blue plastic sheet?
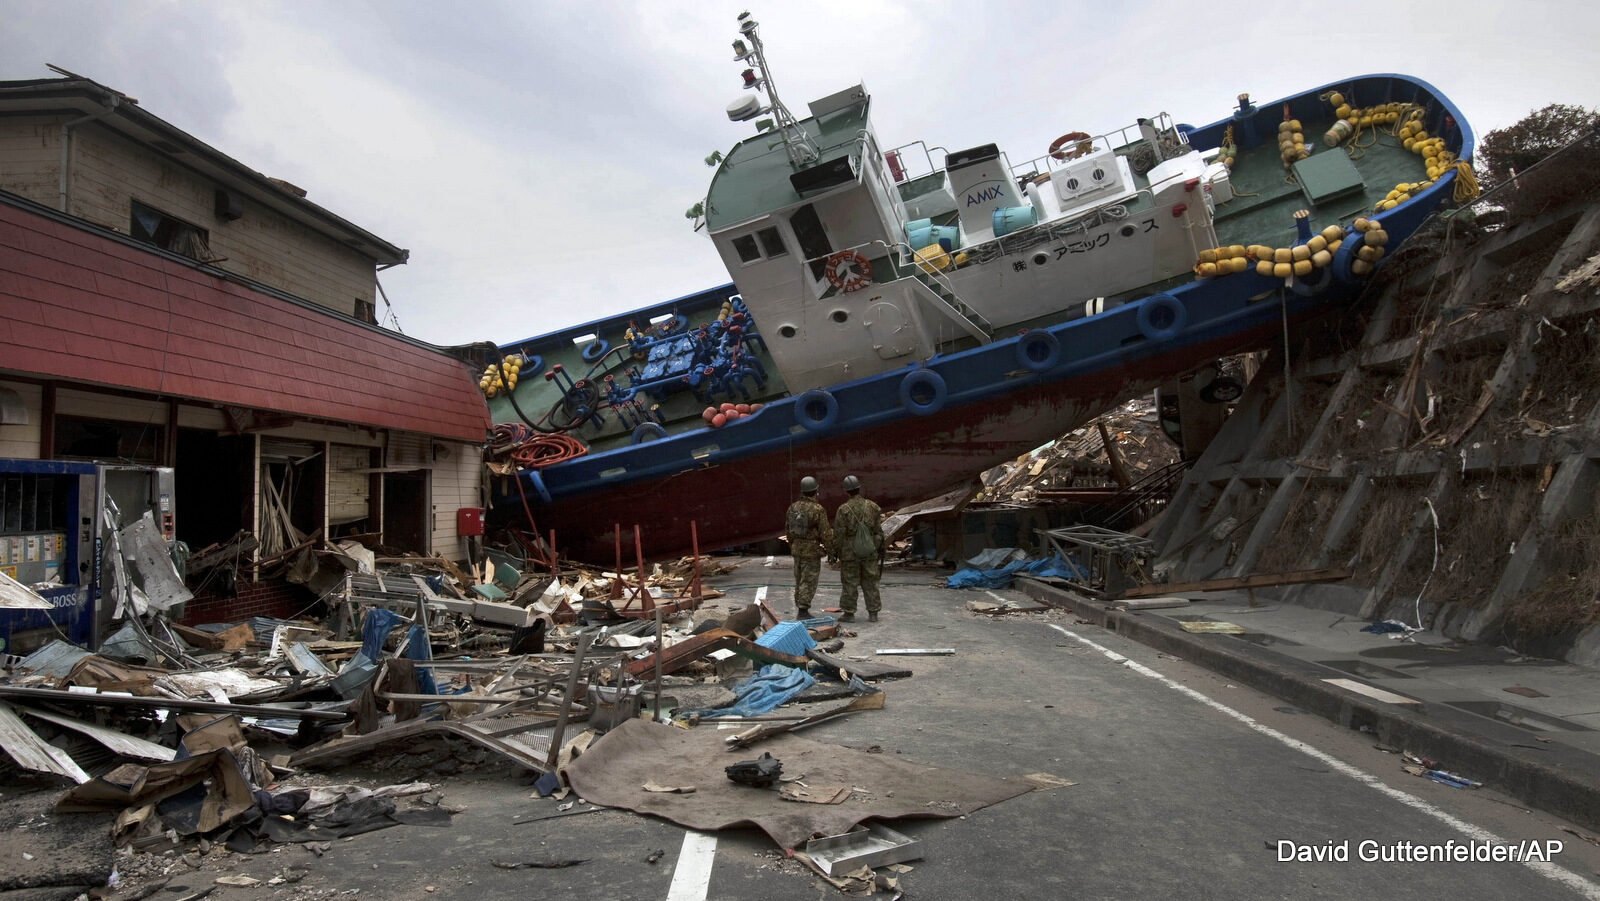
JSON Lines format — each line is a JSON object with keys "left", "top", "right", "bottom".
{"left": 358, "top": 610, "right": 437, "bottom": 694}
{"left": 359, "top": 609, "right": 402, "bottom": 660}
{"left": 681, "top": 664, "right": 815, "bottom": 720}
{"left": 945, "top": 555, "right": 1084, "bottom": 589}
{"left": 403, "top": 624, "right": 439, "bottom": 694}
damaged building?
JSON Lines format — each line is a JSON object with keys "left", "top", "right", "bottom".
{"left": 0, "top": 73, "right": 489, "bottom": 651}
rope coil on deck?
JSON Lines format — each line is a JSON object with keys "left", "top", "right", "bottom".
{"left": 490, "top": 423, "right": 588, "bottom": 469}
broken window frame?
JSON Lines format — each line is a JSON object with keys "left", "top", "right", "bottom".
{"left": 129, "top": 199, "right": 213, "bottom": 262}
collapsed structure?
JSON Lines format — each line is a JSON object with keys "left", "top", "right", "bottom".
{"left": 0, "top": 73, "right": 490, "bottom": 650}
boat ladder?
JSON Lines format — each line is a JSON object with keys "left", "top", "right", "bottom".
{"left": 915, "top": 275, "right": 993, "bottom": 344}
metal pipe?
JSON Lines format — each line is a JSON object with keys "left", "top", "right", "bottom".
{"left": 58, "top": 95, "right": 120, "bottom": 213}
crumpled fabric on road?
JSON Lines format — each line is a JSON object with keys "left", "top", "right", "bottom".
{"left": 945, "top": 554, "right": 1083, "bottom": 589}
{"left": 681, "top": 664, "right": 815, "bottom": 719}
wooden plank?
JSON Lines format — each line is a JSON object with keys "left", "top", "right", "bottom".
{"left": 0, "top": 701, "right": 90, "bottom": 783}
{"left": 622, "top": 628, "right": 809, "bottom": 677}
{"left": 1122, "top": 568, "right": 1352, "bottom": 599}
{"left": 13, "top": 706, "right": 176, "bottom": 762}
{"left": 805, "top": 649, "right": 912, "bottom": 681}
{"left": 0, "top": 685, "right": 348, "bottom": 720}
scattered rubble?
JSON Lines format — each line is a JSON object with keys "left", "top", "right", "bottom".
{"left": 1, "top": 538, "right": 1056, "bottom": 897}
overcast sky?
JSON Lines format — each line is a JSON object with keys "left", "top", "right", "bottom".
{"left": 6, "top": 1, "right": 1599, "bottom": 348}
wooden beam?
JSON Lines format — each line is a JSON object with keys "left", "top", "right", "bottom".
{"left": 1122, "top": 568, "right": 1352, "bottom": 598}
{"left": 0, "top": 685, "right": 348, "bottom": 720}
{"left": 623, "top": 628, "right": 808, "bottom": 678}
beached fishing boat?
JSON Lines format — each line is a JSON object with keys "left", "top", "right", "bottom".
{"left": 482, "top": 14, "right": 1475, "bottom": 562}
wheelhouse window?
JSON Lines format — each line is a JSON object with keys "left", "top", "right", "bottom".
{"left": 756, "top": 226, "right": 787, "bottom": 258}
{"left": 130, "top": 200, "right": 212, "bottom": 261}
{"left": 732, "top": 226, "right": 789, "bottom": 265}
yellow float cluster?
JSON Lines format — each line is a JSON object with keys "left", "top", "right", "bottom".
{"left": 1348, "top": 217, "right": 1389, "bottom": 276}
{"left": 1278, "top": 118, "right": 1308, "bottom": 168}
{"left": 1375, "top": 112, "right": 1461, "bottom": 211}
{"left": 1324, "top": 92, "right": 1411, "bottom": 133}
{"left": 1194, "top": 224, "right": 1348, "bottom": 280}
{"left": 479, "top": 355, "right": 523, "bottom": 398}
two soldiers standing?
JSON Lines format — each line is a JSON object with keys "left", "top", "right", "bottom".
{"left": 784, "top": 474, "right": 884, "bottom": 623}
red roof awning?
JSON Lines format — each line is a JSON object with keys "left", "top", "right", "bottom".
{"left": 0, "top": 201, "right": 489, "bottom": 442}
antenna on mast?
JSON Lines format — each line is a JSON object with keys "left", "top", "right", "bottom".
{"left": 726, "top": 12, "right": 820, "bottom": 170}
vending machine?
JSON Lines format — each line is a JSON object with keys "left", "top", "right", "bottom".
{"left": 0, "top": 459, "right": 98, "bottom": 652}
{"left": 0, "top": 460, "right": 176, "bottom": 654}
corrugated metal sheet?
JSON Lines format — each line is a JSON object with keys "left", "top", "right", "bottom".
{"left": 0, "top": 202, "right": 489, "bottom": 442}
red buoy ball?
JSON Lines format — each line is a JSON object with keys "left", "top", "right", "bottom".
{"left": 711, "top": 413, "right": 726, "bottom": 427}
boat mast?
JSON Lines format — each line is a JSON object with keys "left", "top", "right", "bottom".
{"left": 730, "top": 12, "right": 819, "bottom": 170}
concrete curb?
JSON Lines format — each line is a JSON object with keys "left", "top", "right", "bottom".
{"left": 1016, "top": 577, "right": 1600, "bottom": 833}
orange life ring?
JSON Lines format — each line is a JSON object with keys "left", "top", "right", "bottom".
{"left": 824, "top": 250, "right": 872, "bottom": 293}
{"left": 1049, "top": 131, "right": 1093, "bottom": 161}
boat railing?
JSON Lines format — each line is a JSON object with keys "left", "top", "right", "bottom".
{"left": 1007, "top": 112, "right": 1190, "bottom": 185}
{"left": 882, "top": 140, "right": 948, "bottom": 185}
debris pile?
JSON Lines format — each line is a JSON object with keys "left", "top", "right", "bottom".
{"left": 975, "top": 398, "right": 1179, "bottom": 506}
{"left": 1, "top": 546, "right": 1047, "bottom": 897}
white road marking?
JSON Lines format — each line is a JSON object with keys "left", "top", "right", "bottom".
{"left": 983, "top": 590, "right": 1009, "bottom": 604}
{"left": 1321, "top": 677, "right": 1422, "bottom": 705}
{"left": 756, "top": 585, "right": 767, "bottom": 605}
{"left": 665, "top": 830, "right": 718, "bottom": 901}
{"left": 1046, "top": 623, "right": 1600, "bottom": 899}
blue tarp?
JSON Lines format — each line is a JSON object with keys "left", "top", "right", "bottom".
{"left": 403, "top": 624, "right": 439, "bottom": 694}
{"left": 945, "top": 555, "right": 1084, "bottom": 589}
{"left": 680, "top": 664, "right": 815, "bottom": 720}
{"left": 358, "top": 609, "right": 437, "bottom": 694}
{"left": 359, "top": 609, "right": 402, "bottom": 660}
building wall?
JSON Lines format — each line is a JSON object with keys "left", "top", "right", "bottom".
{"left": 0, "top": 114, "right": 379, "bottom": 318}
{"left": 427, "top": 438, "right": 482, "bottom": 558}
{"left": 328, "top": 443, "right": 372, "bottom": 526}
{"left": 0, "top": 117, "right": 61, "bottom": 208}
{"left": 179, "top": 577, "right": 315, "bottom": 626}
{"left": 0, "top": 380, "right": 43, "bottom": 459}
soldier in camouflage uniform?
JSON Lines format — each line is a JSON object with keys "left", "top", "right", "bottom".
{"left": 830, "top": 474, "right": 885, "bottom": 622}
{"left": 785, "top": 476, "right": 832, "bottom": 619}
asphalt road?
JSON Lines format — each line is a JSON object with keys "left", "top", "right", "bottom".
{"left": 159, "top": 561, "right": 1600, "bottom": 900}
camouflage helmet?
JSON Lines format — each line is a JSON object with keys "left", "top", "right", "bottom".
{"left": 843, "top": 474, "right": 861, "bottom": 492}
{"left": 800, "top": 476, "right": 819, "bottom": 493}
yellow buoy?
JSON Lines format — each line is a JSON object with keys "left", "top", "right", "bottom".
{"left": 1198, "top": 248, "right": 1218, "bottom": 264}
{"left": 1291, "top": 244, "right": 1311, "bottom": 262}
{"left": 1293, "top": 259, "right": 1313, "bottom": 277}
{"left": 1321, "top": 225, "right": 1345, "bottom": 242}
{"left": 1273, "top": 262, "right": 1292, "bottom": 279}
{"left": 1273, "top": 247, "right": 1292, "bottom": 264}
{"left": 1256, "top": 260, "right": 1276, "bottom": 277}
{"left": 1308, "top": 235, "right": 1328, "bottom": 254}
{"left": 1312, "top": 249, "right": 1332, "bottom": 268}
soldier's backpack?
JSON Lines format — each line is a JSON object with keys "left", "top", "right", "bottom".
{"left": 851, "top": 518, "right": 877, "bottom": 559}
{"left": 787, "top": 504, "right": 812, "bottom": 541}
